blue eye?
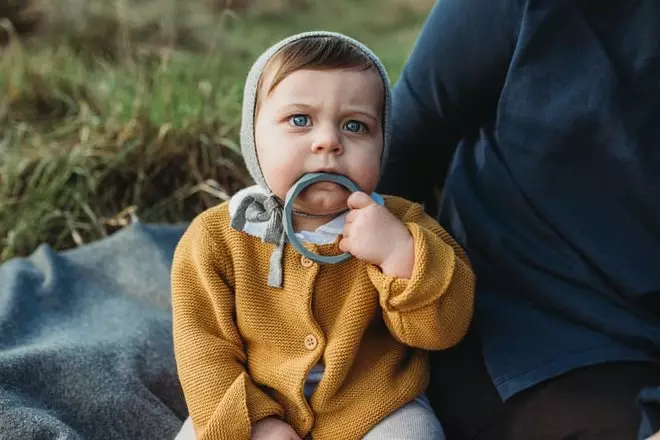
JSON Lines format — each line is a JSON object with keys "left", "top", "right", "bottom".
{"left": 290, "top": 114, "right": 310, "bottom": 127}
{"left": 344, "top": 120, "right": 366, "bottom": 133}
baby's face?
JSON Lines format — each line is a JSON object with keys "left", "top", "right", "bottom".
{"left": 254, "top": 67, "right": 384, "bottom": 216}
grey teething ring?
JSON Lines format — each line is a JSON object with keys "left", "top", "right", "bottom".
{"left": 283, "top": 173, "right": 384, "bottom": 264}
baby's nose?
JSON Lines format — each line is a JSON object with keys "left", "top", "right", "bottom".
{"left": 311, "top": 127, "right": 343, "bottom": 154}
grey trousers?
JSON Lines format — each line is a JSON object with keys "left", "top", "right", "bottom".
{"left": 175, "top": 396, "right": 445, "bottom": 440}
{"left": 362, "top": 396, "right": 445, "bottom": 440}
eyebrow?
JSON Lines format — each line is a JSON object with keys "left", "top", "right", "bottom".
{"left": 348, "top": 110, "right": 380, "bottom": 125}
{"left": 278, "top": 103, "right": 319, "bottom": 114}
{"left": 277, "top": 103, "right": 381, "bottom": 124}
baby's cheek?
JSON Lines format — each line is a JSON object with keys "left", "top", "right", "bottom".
{"left": 356, "top": 161, "right": 381, "bottom": 194}
{"left": 264, "top": 163, "right": 298, "bottom": 198}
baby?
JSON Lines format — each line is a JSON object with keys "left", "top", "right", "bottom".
{"left": 171, "top": 31, "right": 475, "bottom": 440}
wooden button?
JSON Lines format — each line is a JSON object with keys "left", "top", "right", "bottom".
{"left": 304, "top": 334, "right": 318, "bottom": 350}
{"left": 300, "top": 256, "right": 314, "bottom": 268}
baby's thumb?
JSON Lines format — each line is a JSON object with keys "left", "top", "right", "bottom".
{"left": 347, "top": 191, "right": 376, "bottom": 210}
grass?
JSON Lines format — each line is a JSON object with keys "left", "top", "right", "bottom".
{"left": 0, "top": 0, "right": 432, "bottom": 262}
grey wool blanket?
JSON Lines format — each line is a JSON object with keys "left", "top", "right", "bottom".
{"left": 0, "top": 222, "right": 189, "bottom": 439}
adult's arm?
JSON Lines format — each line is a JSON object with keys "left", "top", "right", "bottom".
{"left": 378, "top": 0, "right": 521, "bottom": 203}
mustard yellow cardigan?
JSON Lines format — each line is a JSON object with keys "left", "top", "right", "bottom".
{"left": 171, "top": 195, "right": 475, "bottom": 439}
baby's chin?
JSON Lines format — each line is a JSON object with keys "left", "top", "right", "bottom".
{"left": 292, "top": 184, "right": 350, "bottom": 215}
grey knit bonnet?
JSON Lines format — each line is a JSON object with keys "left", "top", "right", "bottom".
{"left": 231, "top": 31, "right": 393, "bottom": 288}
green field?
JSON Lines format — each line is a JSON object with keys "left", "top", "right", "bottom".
{"left": 0, "top": 0, "right": 432, "bottom": 262}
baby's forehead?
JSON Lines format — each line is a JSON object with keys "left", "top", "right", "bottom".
{"left": 260, "top": 67, "right": 385, "bottom": 108}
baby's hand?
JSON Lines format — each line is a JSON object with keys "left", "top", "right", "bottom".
{"left": 340, "top": 192, "right": 414, "bottom": 279}
{"left": 251, "top": 417, "right": 302, "bottom": 440}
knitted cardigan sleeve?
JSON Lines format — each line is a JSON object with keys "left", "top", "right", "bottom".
{"left": 367, "top": 202, "right": 475, "bottom": 350}
{"left": 171, "top": 215, "right": 284, "bottom": 440}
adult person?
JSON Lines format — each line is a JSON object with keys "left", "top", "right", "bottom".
{"left": 377, "top": 0, "right": 660, "bottom": 438}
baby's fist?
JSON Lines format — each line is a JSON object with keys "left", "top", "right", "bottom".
{"left": 340, "top": 192, "right": 414, "bottom": 278}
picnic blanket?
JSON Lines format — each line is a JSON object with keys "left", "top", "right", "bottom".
{"left": 0, "top": 222, "right": 189, "bottom": 440}
{"left": 2, "top": 221, "right": 660, "bottom": 440}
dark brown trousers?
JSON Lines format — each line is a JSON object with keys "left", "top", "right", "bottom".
{"left": 428, "top": 329, "right": 660, "bottom": 440}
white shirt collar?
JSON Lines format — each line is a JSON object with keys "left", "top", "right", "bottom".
{"left": 293, "top": 212, "right": 347, "bottom": 245}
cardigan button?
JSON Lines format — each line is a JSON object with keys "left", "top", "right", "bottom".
{"left": 300, "top": 256, "right": 314, "bottom": 268}
{"left": 304, "top": 334, "right": 318, "bottom": 350}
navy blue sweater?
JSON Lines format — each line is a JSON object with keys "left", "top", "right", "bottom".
{"left": 378, "top": 0, "right": 660, "bottom": 400}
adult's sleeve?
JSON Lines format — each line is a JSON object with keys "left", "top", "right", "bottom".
{"left": 378, "top": 0, "right": 521, "bottom": 203}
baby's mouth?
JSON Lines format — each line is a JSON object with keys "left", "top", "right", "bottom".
{"left": 306, "top": 169, "right": 343, "bottom": 177}
{"left": 301, "top": 170, "right": 354, "bottom": 185}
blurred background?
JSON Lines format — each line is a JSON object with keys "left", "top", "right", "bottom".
{"left": 0, "top": 0, "right": 433, "bottom": 262}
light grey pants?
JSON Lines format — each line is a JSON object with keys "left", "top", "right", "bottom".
{"left": 362, "top": 396, "right": 445, "bottom": 440}
{"left": 174, "top": 396, "right": 445, "bottom": 440}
